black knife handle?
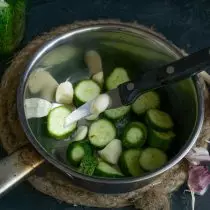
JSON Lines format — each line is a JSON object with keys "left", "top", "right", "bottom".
{"left": 119, "top": 47, "right": 210, "bottom": 105}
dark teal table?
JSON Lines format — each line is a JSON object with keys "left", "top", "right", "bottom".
{"left": 1, "top": 0, "right": 210, "bottom": 209}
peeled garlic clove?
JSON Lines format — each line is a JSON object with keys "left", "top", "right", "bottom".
{"left": 40, "top": 82, "right": 58, "bottom": 102}
{"left": 98, "top": 139, "right": 122, "bottom": 165}
{"left": 73, "top": 125, "right": 88, "bottom": 141}
{"left": 90, "top": 94, "right": 110, "bottom": 115}
{"left": 28, "top": 70, "right": 58, "bottom": 95}
{"left": 84, "top": 50, "right": 102, "bottom": 75}
{"left": 55, "top": 81, "right": 74, "bottom": 104}
{"left": 41, "top": 46, "right": 79, "bottom": 67}
{"left": 24, "top": 98, "right": 52, "bottom": 119}
{"left": 92, "top": 71, "right": 104, "bottom": 87}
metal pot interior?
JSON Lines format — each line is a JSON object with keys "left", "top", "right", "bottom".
{"left": 20, "top": 25, "right": 203, "bottom": 182}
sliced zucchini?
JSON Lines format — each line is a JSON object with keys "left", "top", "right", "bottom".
{"left": 66, "top": 141, "right": 86, "bottom": 166}
{"left": 74, "top": 79, "right": 101, "bottom": 106}
{"left": 98, "top": 139, "right": 122, "bottom": 165}
{"left": 148, "top": 129, "right": 176, "bottom": 151}
{"left": 47, "top": 106, "right": 77, "bottom": 139}
{"left": 94, "top": 161, "right": 124, "bottom": 178}
{"left": 131, "top": 91, "right": 160, "bottom": 115}
{"left": 106, "top": 67, "right": 130, "bottom": 90}
{"left": 139, "top": 148, "right": 168, "bottom": 171}
{"left": 104, "top": 105, "right": 131, "bottom": 120}
{"left": 119, "top": 149, "right": 144, "bottom": 176}
{"left": 73, "top": 125, "right": 88, "bottom": 141}
{"left": 88, "top": 119, "right": 116, "bottom": 148}
{"left": 146, "top": 109, "right": 174, "bottom": 131}
{"left": 92, "top": 71, "right": 104, "bottom": 87}
{"left": 122, "top": 122, "right": 147, "bottom": 148}
{"left": 55, "top": 81, "right": 74, "bottom": 104}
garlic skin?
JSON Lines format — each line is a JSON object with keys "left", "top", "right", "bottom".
{"left": 55, "top": 81, "right": 74, "bottom": 104}
{"left": 186, "top": 147, "right": 210, "bottom": 165}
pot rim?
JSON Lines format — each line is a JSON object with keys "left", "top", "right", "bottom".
{"left": 17, "top": 23, "right": 204, "bottom": 184}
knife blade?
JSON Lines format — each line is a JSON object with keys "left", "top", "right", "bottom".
{"left": 64, "top": 88, "right": 123, "bottom": 127}
{"left": 64, "top": 46, "right": 210, "bottom": 128}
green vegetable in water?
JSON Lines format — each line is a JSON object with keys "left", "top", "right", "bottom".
{"left": 78, "top": 154, "right": 98, "bottom": 176}
{"left": 0, "top": 0, "right": 26, "bottom": 55}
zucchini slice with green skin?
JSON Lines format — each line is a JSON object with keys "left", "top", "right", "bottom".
{"left": 131, "top": 91, "right": 160, "bottom": 115}
{"left": 74, "top": 79, "right": 101, "bottom": 106}
{"left": 106, "top": 67, "right": 130, "bottom": 90}
{"left": 47, "top": 106, "right": 77, "bottom": 140}
{"left": 119, "top": 149, "right": 144, "bottom": 176}
{"left": 146, "top": 109, "right": 174, "bottom": 132}
{"left": 148, "top": 129, "right": 176, "bottom": 151}
{"left": 98, "top": 139, "right": 122, "bottom": 165}
{"left": 104, "top": 105, "right": 131, "bottom": 120}
{"left": 94, "top": 161, "right": 124, "bottom": 178}
{"left": 122, "top": 122, "right": 147, "bottom": 148}
{"left": 88, "top": 118, "right": 116, "bottom": 148}
{"left": 139, "top": 148, "right": 168, "bottom": 171}
{"left": 66, "top": 142, "right": 86, "bottom": 166}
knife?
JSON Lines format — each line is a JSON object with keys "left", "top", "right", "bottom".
{"left": 64, "top": 46, "right": 210, "bottom": 127}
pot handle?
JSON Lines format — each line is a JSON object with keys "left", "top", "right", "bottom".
{"left": 0, "top": 144, "right": 44, "bottom": 197}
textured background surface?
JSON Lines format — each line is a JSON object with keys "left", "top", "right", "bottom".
{"left": 1, "top": 0, "right": 210, "bottom": 209}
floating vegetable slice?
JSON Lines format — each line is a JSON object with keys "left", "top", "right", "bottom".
{"left": 85, "top": 114, "right": 99, "bottom": 121}
{"left": 74, "top": 79, "right": 101, "bottom": 106}
{"left": 148, "top": 129, "right": 175, "bottom": 151}
{"left": 24, "top": 98, "right": 52, "bottom": 119}
{"left": 90, "top": 94, "right": 110, "bottom": 115}
{"left": 47, "top": 106, "right": 77, "bottom": 140}
{"left": 122, "top": 122, "right": 147, "bottom": 148}
{"left": 55, "top": 81, "right": 74, "bottom": 104}
{"left": 73, "top": 125, "right": 88, "bottom": 141}
{"left": 94, "top": 161, "right": 124, "bottom": 178}
{"left": 119, "top": 149, "right": 144, "bottom": 176}
{"left": 104, "top": 106, "right": 130, "bottom": 120}
{"left": 146, "top": 109, "right": 174, "bottom": 131}
{"left": 131, "top": 91, "right": 160, "bottom": 116}
{"left": 98, "top": 139, "right": 122, "bottom": 165}
{"left": 92, "top": 71, "right": 104, "bottom": 87}
{"left": 66, "top": 141, "right": 86, "bottom": 166}
{"left": 84, "top": 50, "right": 103, "bottom": 75}
{"left": 28, "top": 70, "right": 58, "bottom": 95}
{"left": 88, "top": 118, "right": 116, "bottom": 148}
{"left": 106, "top": 67, "right": 130, "bottom": 90}
{"left": 139, "top": 148, "right": 167, "bottom": 171}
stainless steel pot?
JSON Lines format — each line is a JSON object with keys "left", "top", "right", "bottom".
{"left": 0, "top": 23, "right": 204, "bottom": 196}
